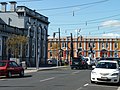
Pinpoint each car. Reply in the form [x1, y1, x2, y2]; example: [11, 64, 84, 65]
[47, 58, 59, 66]
[83, 57, 96, 68]
[70, 57, 88, 69]
[91, 60, 120, 84]
[0, 60, 24, 77]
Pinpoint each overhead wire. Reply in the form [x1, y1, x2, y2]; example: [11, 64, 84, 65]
[37, 0, 109, 11]
[6, 0, 43, 2]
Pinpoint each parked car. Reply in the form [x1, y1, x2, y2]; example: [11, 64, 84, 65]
[83, 57, 96, 68]
[91, 60, 120, 84]
[47, 58, 59, 66]
[70, 57, 88, 69]
[0, 60, 24, 78]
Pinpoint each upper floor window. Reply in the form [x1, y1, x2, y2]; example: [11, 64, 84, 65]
[93, 42, 95, 48]
[62, 42, 66, 48]
[115, 42, 118, 48]
[50, 42, 52, 48]
[18, 12, 24, 17]
[79, 42, 82, 47]
[32, 44, 35, 57]
[25, 43, 28, 56]
[102, 42, 104, 48]
[106, 42, 109, 48]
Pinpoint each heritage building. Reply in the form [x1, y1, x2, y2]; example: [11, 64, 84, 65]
[48, 36, 120, 61]
[0, 1, 49, 67]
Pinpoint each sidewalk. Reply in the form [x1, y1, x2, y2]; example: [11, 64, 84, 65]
[24, 66, 68, 73]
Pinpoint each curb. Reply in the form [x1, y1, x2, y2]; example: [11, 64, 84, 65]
[24, 66, 68, 73]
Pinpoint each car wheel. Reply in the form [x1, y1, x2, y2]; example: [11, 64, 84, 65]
[7, 71, 12, 78]
[91, 80, 95, 84]
[71, 67, 74, 69]
[19, 70, 24, 77]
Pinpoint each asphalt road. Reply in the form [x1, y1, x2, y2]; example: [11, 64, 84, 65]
[0, 67, 120, 90]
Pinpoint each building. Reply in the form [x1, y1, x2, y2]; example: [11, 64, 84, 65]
[0, 1, 49, 67]
[48, 36, 120, 62]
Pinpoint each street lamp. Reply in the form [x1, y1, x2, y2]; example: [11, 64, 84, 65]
[53, 28, 61, 66]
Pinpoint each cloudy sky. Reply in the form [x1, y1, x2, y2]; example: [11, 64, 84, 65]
[6, 0, 120, 37]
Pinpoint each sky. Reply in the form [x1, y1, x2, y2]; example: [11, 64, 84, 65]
[3, 0, 120, 38]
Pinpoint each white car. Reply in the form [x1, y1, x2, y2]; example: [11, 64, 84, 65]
[91, 60, 120, 84]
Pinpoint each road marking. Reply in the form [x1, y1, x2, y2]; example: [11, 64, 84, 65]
[117, 87, 120, 90]
[76, 87, 82, 90]
[89, 84, 117, 88]
[0, 79, 6, 81]
[72, 71, 80, 74]
[84, 83, 89, 86]
[40, 77, 55, 82]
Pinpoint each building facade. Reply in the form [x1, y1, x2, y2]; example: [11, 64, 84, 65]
[0, 1, 49, 67]
[48, 36, 120, 62]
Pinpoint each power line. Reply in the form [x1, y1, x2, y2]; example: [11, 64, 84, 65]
[6, 0, 43, 2]
[38, 0, 109, 11]
[50, 14, 120, 26]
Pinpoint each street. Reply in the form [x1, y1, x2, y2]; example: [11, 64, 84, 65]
[0, 67, 119, 90]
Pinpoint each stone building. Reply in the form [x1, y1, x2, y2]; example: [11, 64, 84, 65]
[0, 1, 49, 67]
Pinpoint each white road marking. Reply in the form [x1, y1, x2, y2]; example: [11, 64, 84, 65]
[40, 77, 55, 82]
[72, 71, 80, 74]
[0, 79, 6, 81]
[89, 84, 117, 88]
[84, 83, 89, 86]
[76, 87, 82, 90]
[117, 87, 120, 90]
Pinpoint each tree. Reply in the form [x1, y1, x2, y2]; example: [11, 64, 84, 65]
[6, 35, 28, 59]
[51, 42, 59, 58]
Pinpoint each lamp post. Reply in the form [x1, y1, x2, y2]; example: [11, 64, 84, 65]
[53, 28, 61, 66]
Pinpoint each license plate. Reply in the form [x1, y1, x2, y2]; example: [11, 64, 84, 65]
[101, 77, 108, 80]
[74, 62, 79, 64]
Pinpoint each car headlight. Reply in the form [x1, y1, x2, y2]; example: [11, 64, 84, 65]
[91, 71, 96, 74]
[111, 73, 119, 76]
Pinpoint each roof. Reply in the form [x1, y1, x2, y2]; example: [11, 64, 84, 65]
[99, 60, 118, 63]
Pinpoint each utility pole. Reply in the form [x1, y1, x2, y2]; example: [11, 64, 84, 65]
[77, 29, 81, 57]
[58, 28, 61, 66]
[53, 28, 61, 66]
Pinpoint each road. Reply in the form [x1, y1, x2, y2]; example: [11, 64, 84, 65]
[0, 67, 120, 90]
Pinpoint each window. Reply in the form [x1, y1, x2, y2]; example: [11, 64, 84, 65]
[50, 52, 52, 57]
[115, 42, 118, 48]
[93, 42, 95, 48]
[18, 44, 21, 56]
[18, 12, 24, 17]
[50, 42, 52, 47]
[79, 42, 82, 47]
[26, 44, 28, 56]
[106, 42, 108, 48]
[62, 42, 66, 48]
[102, 42, 104, 48]
[32, 44, 35, 57]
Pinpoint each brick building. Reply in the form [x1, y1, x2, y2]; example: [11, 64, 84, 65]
[48, 36, 120, 61]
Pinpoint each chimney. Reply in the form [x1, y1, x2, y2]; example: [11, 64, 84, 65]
[9, 1, 17, 12]
[0, 2, 7, 12]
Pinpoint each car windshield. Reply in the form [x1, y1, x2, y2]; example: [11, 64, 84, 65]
[96, 62, 117, 69]
[0, 62, 6, 67]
